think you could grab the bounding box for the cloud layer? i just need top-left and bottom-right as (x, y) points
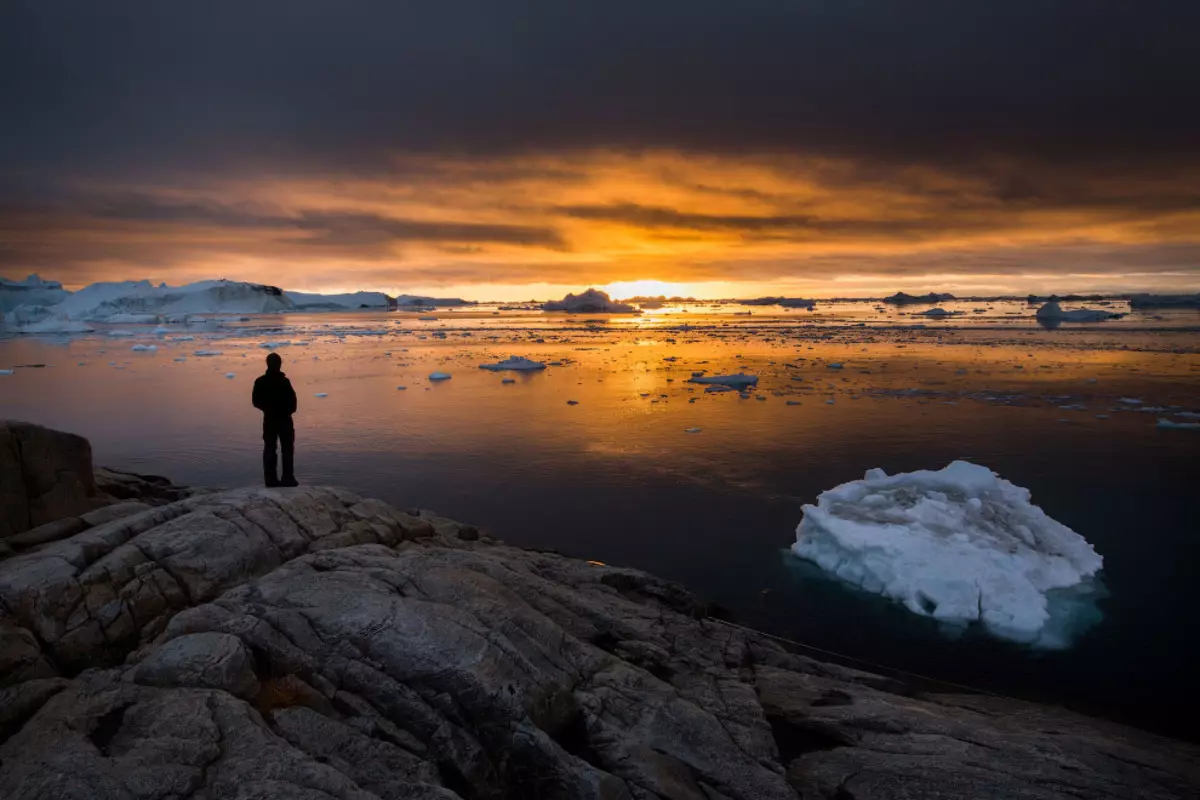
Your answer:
(2, 2), (1197, 296)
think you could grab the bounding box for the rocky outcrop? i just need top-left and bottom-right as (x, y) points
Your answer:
(0, 427), (1197, 798)
(1, 419), (202, 550)
(1, 420), (101, 538)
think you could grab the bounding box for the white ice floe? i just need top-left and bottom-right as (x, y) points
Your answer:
(542, 288), (640, 314)
(131, 344), (158, 352)
(791, 461), (1103, 646)
(479, 355), (547, 372)
(1035, 301), (1119, 323)
(1157, 418), (1200, 430)
(688, 373), (759, 388)
(428, 371), (451, 381)
(0, 369), (13, 375)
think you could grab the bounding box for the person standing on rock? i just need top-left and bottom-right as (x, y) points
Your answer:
(252, 352), (298, 487)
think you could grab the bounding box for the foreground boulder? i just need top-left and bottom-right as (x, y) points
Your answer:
(0, 484), (1196, 799)
(1, 420), (200, 548)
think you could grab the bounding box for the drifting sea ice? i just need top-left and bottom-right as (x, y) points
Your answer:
(688, 372), (759, 388)
(791, 461), (1104, 647)
(428, 371), (451, 381)
(479, 355), (547, 371)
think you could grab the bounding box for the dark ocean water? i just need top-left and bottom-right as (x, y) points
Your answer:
(3, 311), (1198, 739)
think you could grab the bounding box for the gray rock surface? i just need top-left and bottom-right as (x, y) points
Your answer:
(0, 428), (1196, 798)
(0, 420), (99, 538)
(1, 419), (204, 555)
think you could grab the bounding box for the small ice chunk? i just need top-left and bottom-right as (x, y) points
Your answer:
(501, 378), (516, 384)
(131, 344), (158, 352)
(428, 371), (451, 381)
(791, 461), (1103, 646)
(684, 427), (702, 433)
(827, 363), (843, 369)
(314, 392), (328, 398)
(688, 373), (758, 388)
(1157, 418), (1200, 430)
(479, 355), (546, 371)
(193, 350), (223, 356)
(0, 369), (13, 376)
(566, 399), (579, 405)
(225, 373), (236, 379)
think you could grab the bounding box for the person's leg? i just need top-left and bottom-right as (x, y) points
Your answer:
(280, 418), (297, 486)
(262, 418), (280, 487)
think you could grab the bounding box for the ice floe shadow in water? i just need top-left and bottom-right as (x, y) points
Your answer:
(781, 551), (1107, 650)
(785, 461), (1107, 649)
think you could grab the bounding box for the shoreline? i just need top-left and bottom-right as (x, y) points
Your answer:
(2, 419), (1198, 798)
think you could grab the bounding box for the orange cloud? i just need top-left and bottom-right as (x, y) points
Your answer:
(3, 151), (1199, 298)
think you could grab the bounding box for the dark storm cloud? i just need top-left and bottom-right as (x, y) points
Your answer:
(81, 194), (563, 247)
(2, 1), (1197, 178)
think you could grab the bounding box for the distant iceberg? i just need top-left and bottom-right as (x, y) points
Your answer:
(0, 274), (70, 313)
(478, 356), (547, 372)
(51, 279), (294, 321)
(542, 289), (640, 314)
(286, 290), (393, 310)
(791, 461), (1104, 647)
(688, 372), (758, 388)
(882, 291), (956, 305)
(1035, 301), (1120, 323)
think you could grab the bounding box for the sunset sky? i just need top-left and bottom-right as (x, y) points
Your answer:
(3, 2), (1198, 300)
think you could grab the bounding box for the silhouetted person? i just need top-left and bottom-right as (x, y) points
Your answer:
(252, 352), (298, 487)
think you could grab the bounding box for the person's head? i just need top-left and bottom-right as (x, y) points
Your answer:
(265, 353), (283, 372)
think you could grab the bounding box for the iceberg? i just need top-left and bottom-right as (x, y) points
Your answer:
(0, 275), (70, 312)
(286, 290), (393, 310)
(791, 461), (1104, 646)
(52, 279), (293, 321)
(479, 356), (547, 372)
(2, 304), (96, 334)
(915, 308), (955, 317)
(1035, 301), (1119, 323)
(688, 373), (759, 388)
(542, 289), (640, 314)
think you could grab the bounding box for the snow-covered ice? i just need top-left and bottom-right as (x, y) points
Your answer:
(791, 461), (1103, 646)
(479, 355), (547, 372)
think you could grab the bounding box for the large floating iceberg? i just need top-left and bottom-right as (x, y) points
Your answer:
(54, 279), (293, 321)
(791, 461), (1104, 646)
(1035, 301), (1120, 323)
(479, 356), (547, 372)
(542, 288), (639, 314)
(0, 274), (70, 312)
(286, 290), (393, 310)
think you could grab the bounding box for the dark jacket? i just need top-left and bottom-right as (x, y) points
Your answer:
(252, 370), (297, 418)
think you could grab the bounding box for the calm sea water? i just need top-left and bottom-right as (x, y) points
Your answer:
(3, 300), (1198, 738)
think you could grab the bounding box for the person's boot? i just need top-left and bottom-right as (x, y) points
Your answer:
(263, 450), (279, 487)
(280, 476), (299, 487)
